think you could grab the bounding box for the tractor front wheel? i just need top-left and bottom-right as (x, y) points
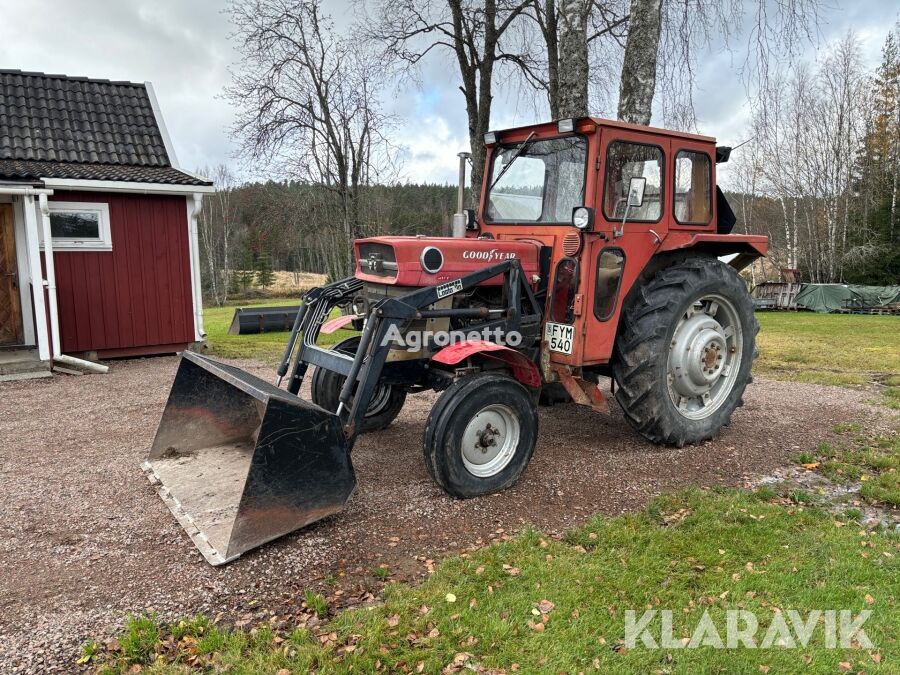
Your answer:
(613, 257), (758, 446)
(423, 373), (538, 498)
(311, 336), (406, 432)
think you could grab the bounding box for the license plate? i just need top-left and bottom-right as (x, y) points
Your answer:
(544, 322), (575, 355)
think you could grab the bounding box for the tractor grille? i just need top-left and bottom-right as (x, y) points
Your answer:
(357, 242), (397, 278)
(562, 232), (583, 257)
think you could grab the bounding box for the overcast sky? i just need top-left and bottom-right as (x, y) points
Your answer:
(1, 0), (898, 186)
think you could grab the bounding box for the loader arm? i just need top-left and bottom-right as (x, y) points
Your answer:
(281, 258), (543, 444)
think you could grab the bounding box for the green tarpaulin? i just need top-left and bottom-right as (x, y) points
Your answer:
(793, 284), (900, 313)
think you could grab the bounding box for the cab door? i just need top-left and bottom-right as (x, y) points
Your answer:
(580, 128), (671, 364)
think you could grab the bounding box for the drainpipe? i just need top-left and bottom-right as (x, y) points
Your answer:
(37, 194), (108, 374)
(188, 193), (206, 340)
(19, 192), (51, 362)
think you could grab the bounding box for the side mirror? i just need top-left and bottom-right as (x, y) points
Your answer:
(614, 177), (647, 240)
(464, 208), (478, 230)
(571, 206), (594, 231)
(627, 176), (646, 207)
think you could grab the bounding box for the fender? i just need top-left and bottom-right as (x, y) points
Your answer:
(659, 232), (769, 271)
(431, 340), (541, 389)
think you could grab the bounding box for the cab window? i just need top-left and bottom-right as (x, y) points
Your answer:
(674, 150), (712, 224)
(602, 141), (663, 222)
(486, 136), (587, 223)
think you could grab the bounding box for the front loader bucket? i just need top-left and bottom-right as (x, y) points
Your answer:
(143, 352), (355, 565)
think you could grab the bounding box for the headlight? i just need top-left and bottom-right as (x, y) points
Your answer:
(420, 246), (444, 274)
(572, 206), (594, 230)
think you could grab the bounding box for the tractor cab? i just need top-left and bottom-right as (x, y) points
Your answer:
(474, 118), (767, 370)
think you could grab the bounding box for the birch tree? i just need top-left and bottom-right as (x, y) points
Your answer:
(197, 164), (240, 306)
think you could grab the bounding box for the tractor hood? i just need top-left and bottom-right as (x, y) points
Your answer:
(354, 236), (541, 287)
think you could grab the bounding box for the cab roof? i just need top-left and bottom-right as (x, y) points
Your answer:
(489, 117), (716, 144)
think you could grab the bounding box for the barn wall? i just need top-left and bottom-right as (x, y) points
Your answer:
(46, 190), (195, 355)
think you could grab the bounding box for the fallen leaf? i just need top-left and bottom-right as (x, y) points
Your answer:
(801, 462), (820, 470)
(865, 594), (875, 605)
(758, 666), (770, 674)
(416, 661), (425, 672)
(871, 652), (882, 663)
(387, 614), (400, 627)
(838, 662), (851, 672)
(537, 600), (555, 614)
(428, 627), (440, 638)
(475, 566), (485, 575)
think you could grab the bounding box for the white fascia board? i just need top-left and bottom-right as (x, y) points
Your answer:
(144, 81), (180, 169)
(40, 177), (215, 195)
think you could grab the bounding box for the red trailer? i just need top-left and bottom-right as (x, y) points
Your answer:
(0, 70), (213, 377)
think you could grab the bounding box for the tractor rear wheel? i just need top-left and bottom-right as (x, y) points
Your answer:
(423, 373), (538, 498)
(613, 257), (757, 446)
(311, 336), (406, 432)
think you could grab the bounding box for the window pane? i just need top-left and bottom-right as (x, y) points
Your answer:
(487, 155), (544, 220)
(674, 151), (712, 223)
(486, 136), (586, 223)
(603, 142), (663, 222)
(50, 211), (100, 239)
(594, 249), (625, 320)
(551, 258), (578, 323)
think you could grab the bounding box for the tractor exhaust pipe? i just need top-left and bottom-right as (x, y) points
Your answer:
(451, 151), (471, 237)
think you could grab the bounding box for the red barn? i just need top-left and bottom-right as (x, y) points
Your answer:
(0, 70), (213, 379)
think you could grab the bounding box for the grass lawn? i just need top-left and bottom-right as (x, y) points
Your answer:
(755, 313), (900, 389)
(202, 300), (354, 364)
(89, 488), (898, 673)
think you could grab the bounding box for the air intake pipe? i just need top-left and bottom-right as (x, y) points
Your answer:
(451, 151), (471, 237)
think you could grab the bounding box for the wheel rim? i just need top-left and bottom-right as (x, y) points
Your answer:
(460, 404), (521, 478)
(666, 293), (743, 420)
(337, 339), (391, 417)
(364, 383), (392, 417)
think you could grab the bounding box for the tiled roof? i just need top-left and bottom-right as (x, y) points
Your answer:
(0, 70), (211, 186)
(0, 159), (210, 186)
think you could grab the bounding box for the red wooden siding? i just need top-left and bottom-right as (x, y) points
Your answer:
(46, 190), (195, 355)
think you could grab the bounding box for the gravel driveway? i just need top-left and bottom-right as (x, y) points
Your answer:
(0, 356), (891, 672)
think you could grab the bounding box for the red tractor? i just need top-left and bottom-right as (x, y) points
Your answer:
(144, 117), (767, 564)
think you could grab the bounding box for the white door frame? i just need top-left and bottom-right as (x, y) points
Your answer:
(0, 195), (36, 347)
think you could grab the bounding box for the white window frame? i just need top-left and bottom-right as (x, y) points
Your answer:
(41, 201), (112, 251)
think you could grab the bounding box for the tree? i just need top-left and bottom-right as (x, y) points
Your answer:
(618, 0), (826, 128)
(255, 251), (275, 288)
(616, 0), (660, 124)
(227, 0), (395, 278)
(197, 164), (240, 307)
(368, 0), (531, 202)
